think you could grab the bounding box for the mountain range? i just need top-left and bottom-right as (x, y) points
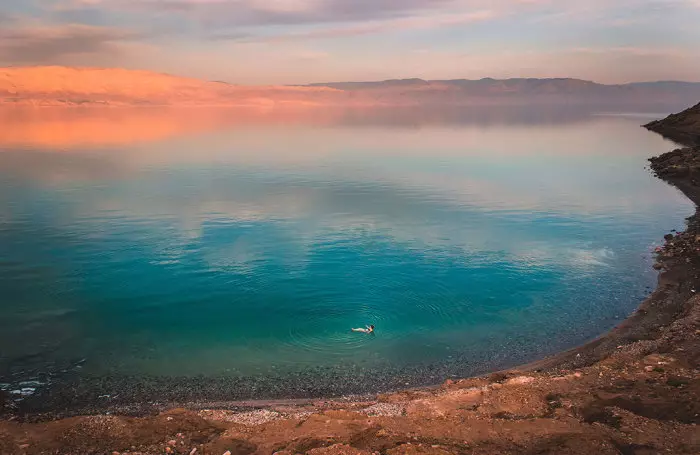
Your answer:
(2, 66), (700, 107)
(0, 66), (341, 108)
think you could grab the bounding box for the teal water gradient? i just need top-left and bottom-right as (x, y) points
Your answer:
(0, 107), (692, 402)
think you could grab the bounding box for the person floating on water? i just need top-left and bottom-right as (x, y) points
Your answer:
(352, 325), (375, 334)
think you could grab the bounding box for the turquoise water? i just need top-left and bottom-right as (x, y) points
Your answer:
(0, 106), (693, 408)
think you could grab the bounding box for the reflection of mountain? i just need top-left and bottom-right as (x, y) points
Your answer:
(2, 66), (700, 107)
(328, 104), (687, 128)
(0, 107), (339, 148)
(0, 103), (684, 149)
(0, 111), (683, 216)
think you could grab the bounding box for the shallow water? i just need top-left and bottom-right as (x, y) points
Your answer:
(0, 105), (693, 405)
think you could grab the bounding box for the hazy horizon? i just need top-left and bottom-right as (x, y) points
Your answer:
(1, 1), (699, 85)
(3, 64), (700, 87)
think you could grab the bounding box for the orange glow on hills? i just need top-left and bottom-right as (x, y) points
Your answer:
(0, 66), (344, 107)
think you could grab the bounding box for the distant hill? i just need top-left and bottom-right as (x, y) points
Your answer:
(645, 102), (700, 146)
(307, 78), (700, 105)
(0, 66), (342, 107)
(1, 66), (700, 107)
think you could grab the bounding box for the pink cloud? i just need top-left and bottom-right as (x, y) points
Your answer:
(50, 0), (534, 29)
(570, 47), (687, 58)
(213, 9), (498, 42)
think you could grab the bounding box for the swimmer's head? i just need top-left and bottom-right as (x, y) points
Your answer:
(369, 325), (375, 330)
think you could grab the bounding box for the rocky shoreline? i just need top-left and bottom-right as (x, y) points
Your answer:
(644, 102), (700, 147)
(1, 110), (700, 454)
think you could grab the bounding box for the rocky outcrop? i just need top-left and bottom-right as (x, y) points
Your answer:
(649, 146), (700, 184)
(645, 102), (700, 146)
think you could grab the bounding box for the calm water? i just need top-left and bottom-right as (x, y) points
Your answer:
(0, 106), (692, 407)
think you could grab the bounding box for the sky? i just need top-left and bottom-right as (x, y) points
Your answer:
(0, 0), (699, 85)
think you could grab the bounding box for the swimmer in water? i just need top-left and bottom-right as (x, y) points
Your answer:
(352, 325), (375, 334)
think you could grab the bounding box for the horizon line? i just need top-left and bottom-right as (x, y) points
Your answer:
(3, 65), (700, 87)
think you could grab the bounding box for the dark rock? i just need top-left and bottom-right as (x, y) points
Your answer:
(644, 102), (700, 146)
(580, 405), (622, 428)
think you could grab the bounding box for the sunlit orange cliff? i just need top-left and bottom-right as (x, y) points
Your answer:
(3, 66), (700, 107)
(0, 66), (344, 107)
